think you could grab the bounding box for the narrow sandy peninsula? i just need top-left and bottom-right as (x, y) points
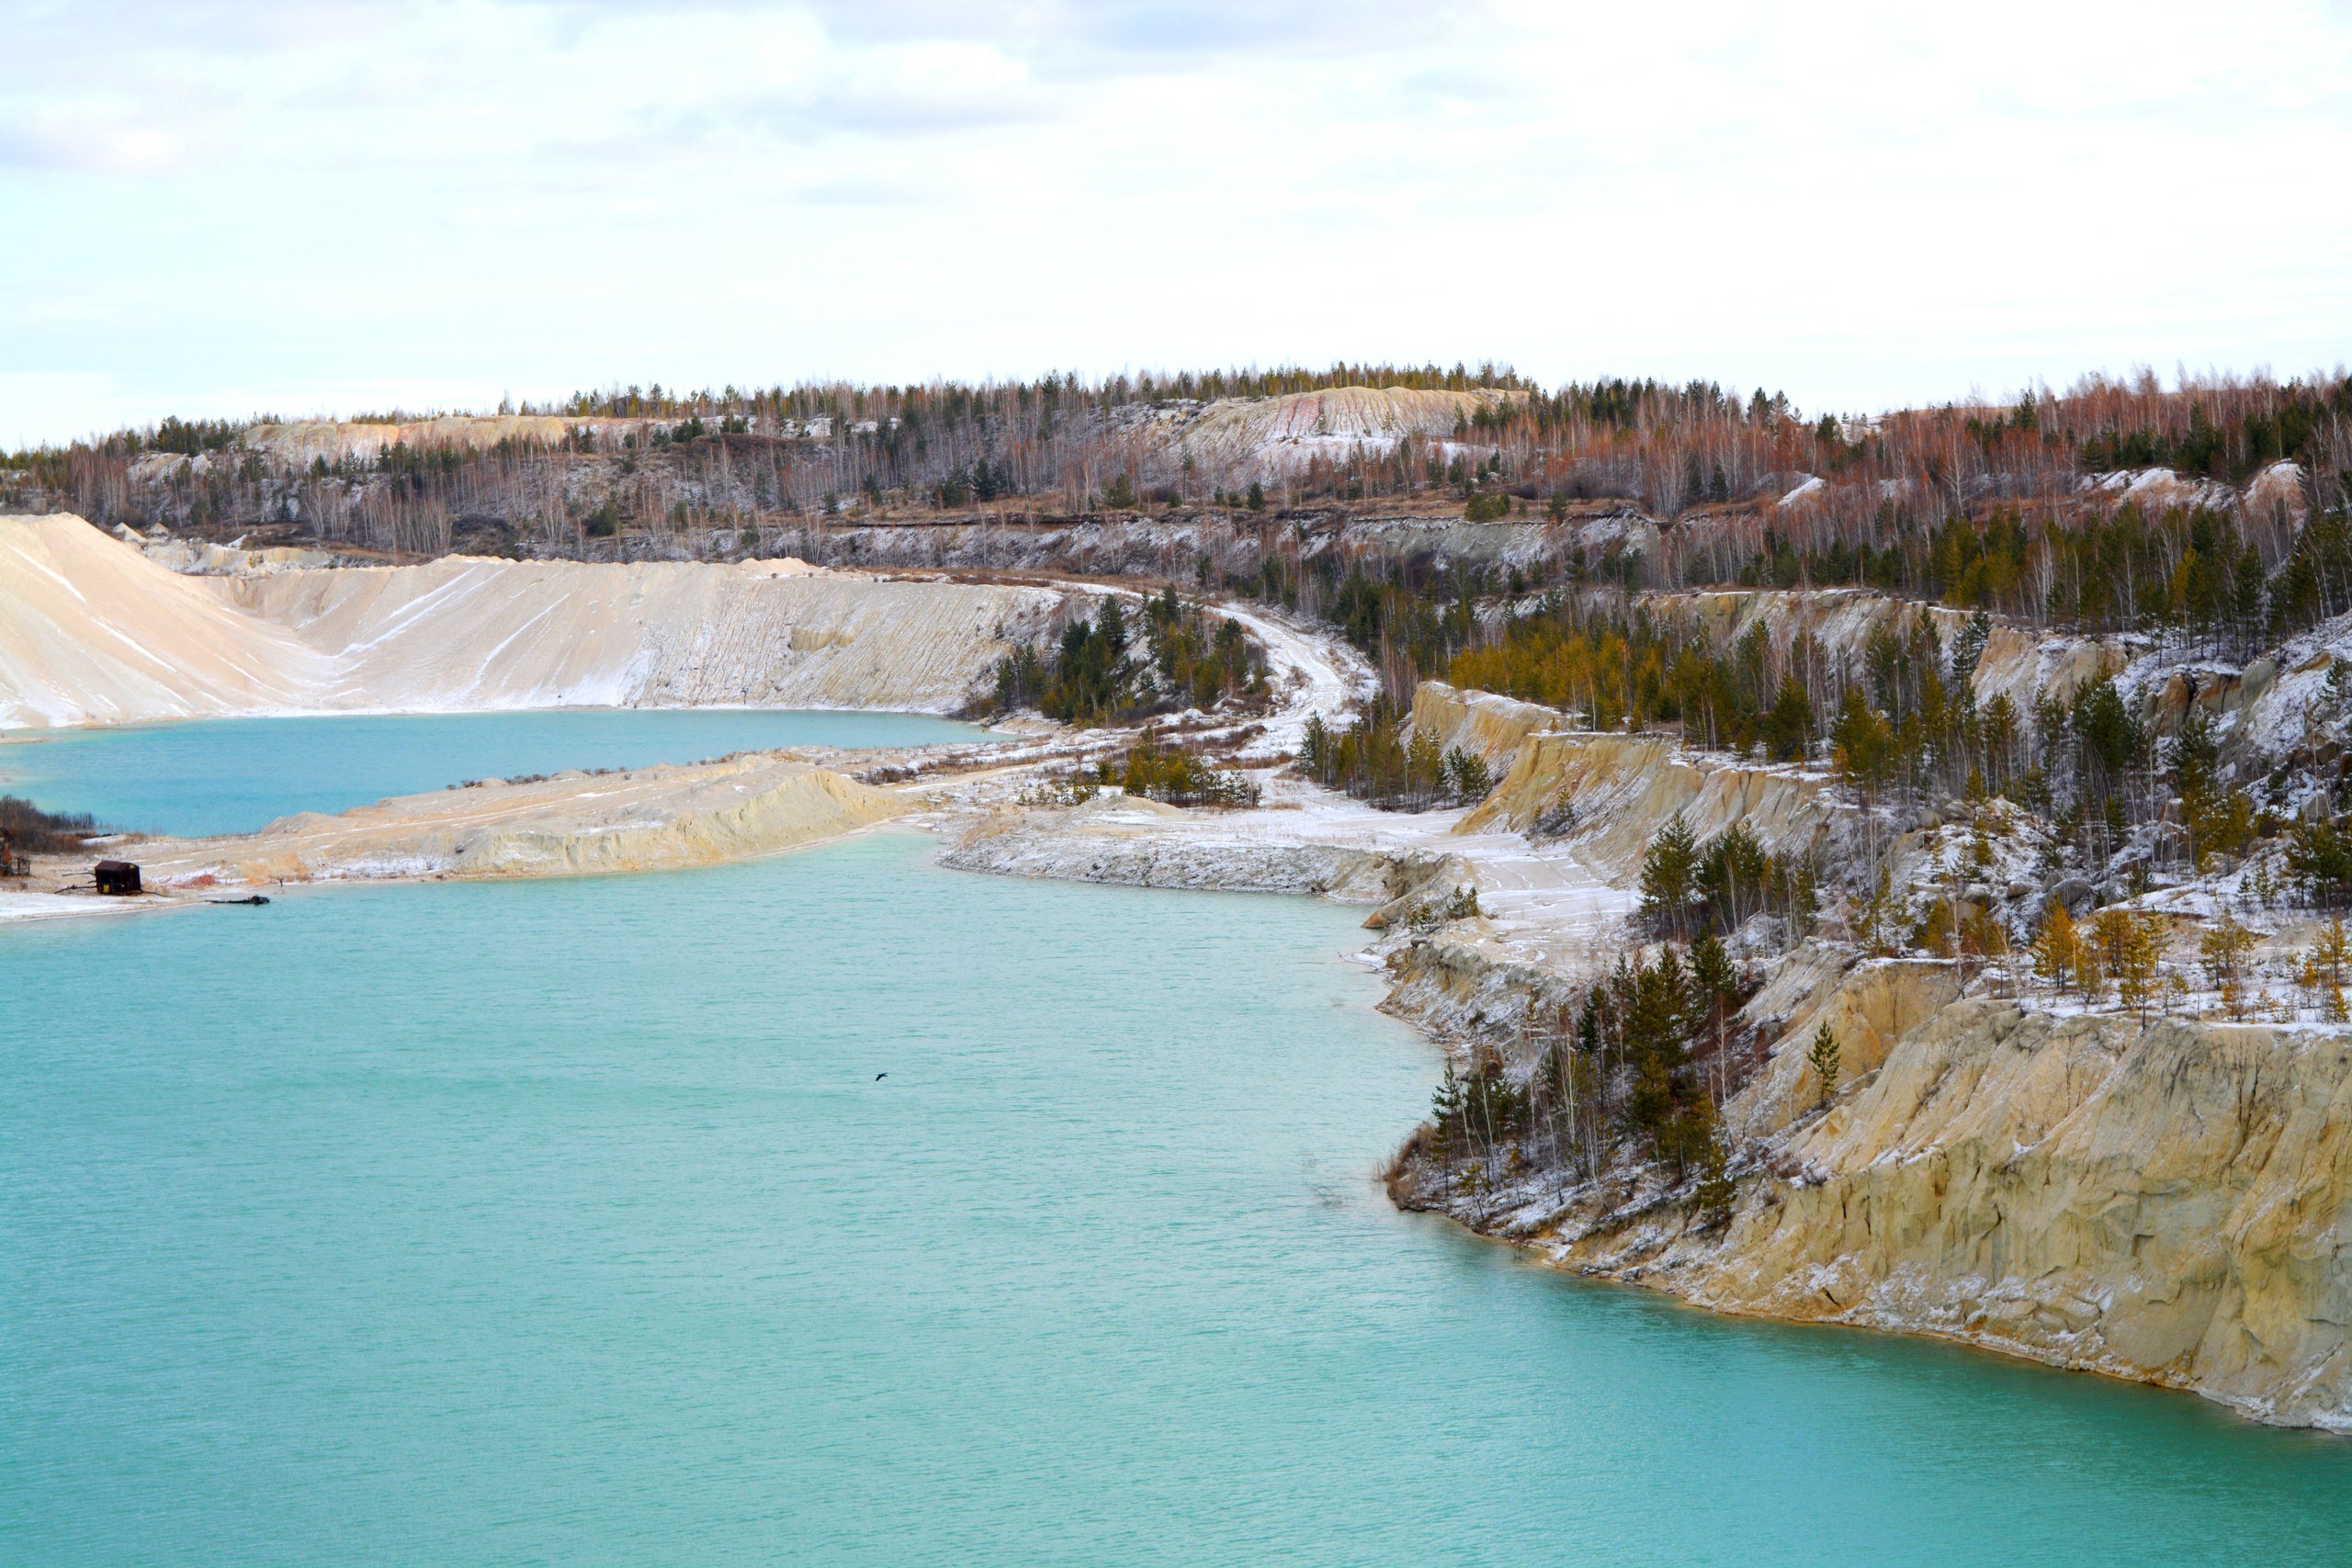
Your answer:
(4, 752), (912, 915)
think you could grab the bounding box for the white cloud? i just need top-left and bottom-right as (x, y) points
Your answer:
(1, 0), (2347, 442)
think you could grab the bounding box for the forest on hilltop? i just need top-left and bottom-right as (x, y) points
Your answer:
(5, 365), (2343, 577)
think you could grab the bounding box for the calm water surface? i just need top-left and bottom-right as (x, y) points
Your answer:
(0, 708), (987, 837)
(5, 716), (2351, 1565)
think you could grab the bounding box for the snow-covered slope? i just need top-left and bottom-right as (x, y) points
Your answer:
(1159, 386), (1516, 475)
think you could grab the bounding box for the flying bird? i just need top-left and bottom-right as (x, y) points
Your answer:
(874, 1072), (888, 1081)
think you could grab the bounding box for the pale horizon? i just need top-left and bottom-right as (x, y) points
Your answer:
(6, 0), (2350, 446)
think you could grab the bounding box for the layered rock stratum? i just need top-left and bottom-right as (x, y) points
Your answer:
(1396, 968), (2352, 1433)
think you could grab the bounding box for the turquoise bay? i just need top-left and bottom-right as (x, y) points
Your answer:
(6, 716), (2352, 1566)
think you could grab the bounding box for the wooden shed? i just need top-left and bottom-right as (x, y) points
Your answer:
(93, 859), (142, 897)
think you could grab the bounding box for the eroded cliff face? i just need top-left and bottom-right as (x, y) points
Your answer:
(1631, 588), (2130, 713)
(1408, 681), (1565, 771)
(1589, 998), (2352, 1429)
(1457, 728), (1846, 881)
(1368, 687), (2352, 1426)
(1385, 929), (2352, 1430)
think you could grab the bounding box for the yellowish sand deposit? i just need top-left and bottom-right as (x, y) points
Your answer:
(129, 751), (910, 891)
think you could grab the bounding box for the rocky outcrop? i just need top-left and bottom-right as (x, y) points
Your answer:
(1631, 587), (2128, 713)
(1724, 950), (1966, 1140)
(1458, 728), (1846, 880)
(1972, 623), (2133, 713)
(1408, 681), (1566, 770)
(1563, 998), (2352, 1430)
(1386, 921), (2352, 1430)
(1375, 921), (1576, 1043)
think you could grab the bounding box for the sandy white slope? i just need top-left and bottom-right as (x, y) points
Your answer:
(0, 513), (1068, 728)
(0, 513), (335, 727)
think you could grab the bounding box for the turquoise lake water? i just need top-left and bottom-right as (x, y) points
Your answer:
(6, 716), (2352, 1564)
(0, 709), (988, 838)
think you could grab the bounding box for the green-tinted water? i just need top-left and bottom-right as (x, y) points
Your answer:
(5, 720), (2350, 1565)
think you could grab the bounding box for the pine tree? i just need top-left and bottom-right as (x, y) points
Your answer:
(2169, 713), (2227, 871)
(1951, 609), (1994, 690)
(1623, 950), (1695, 1140)
(2315, 919), (2351, 1021)
(1405, 727), (1445, 806)
(1806, 1021), (1841, 1105)
(1429, 1063), (1464, 1157)
(1830, 687), (1896, 802)
(1442, 746), (1493, 803)
(1301, 712), (1332, 784)
(1690, 929), (1737, 1016)
(1576, 988), (1606, 1056)
(1693, 1115), (1736, 1227)
(1764, 677), (1814, 761)
(1639, 813), (1701, 939)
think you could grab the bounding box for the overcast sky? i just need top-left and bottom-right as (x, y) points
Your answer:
(5, 0), (2349, 444)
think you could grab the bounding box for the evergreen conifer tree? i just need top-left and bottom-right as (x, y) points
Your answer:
(1693, 1116), (1736, 1227)
(1639, 814), (1700, 938)
(1806, 1021), (1841, 1104)
(1301, 712), (1332, 784)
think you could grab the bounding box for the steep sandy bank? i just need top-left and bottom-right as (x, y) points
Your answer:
(1456, 728), (1845, 881)
(0, 513), (1065, 727)
(1549, 993), (2352, 1431)
(1269, 679), (2352, 1427)
(0, 513), (335, 728)
(1371, 907), (2352, 1430)
(208, 552), (1057, 715)
(1408, 681), (1564, 770)
(119, 752), (909, 890)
